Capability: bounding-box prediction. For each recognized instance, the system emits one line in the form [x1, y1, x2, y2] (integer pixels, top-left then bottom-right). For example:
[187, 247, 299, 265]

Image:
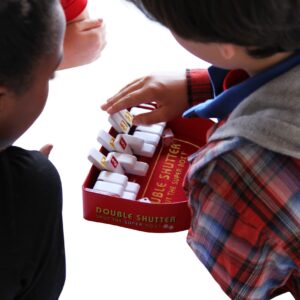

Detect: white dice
[97, 130, 116, 152]
[88, 148, 124, 174]
[135, 124, 164, 136]
[97, 171, 128, 186]
[94, 170, 141, 200]
[89, 106, 173, 202]
[133, 131, 160, 147]
[108, 109, 134, 134]
[93, 180, 124, 197]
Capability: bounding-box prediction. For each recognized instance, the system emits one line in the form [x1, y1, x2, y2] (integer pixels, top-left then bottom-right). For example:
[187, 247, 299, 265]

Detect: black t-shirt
[0, 146, 65, 300]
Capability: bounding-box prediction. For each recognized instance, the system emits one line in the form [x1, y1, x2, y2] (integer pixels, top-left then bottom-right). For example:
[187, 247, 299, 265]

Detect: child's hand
[59, 10, 106, 69]
[39, 144, 53, 158]
[101, 72, 189, 125]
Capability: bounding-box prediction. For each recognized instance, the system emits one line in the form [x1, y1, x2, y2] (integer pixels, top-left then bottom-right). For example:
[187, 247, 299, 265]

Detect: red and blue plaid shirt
[184, 69, 300, 299]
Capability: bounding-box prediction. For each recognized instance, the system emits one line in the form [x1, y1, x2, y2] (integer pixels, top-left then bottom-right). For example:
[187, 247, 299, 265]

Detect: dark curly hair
[0, 0, 59, 92]
[126, 0, 300, 58]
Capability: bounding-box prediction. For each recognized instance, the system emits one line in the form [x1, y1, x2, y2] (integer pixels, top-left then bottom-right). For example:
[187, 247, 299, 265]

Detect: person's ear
[217, 43, 236, 60]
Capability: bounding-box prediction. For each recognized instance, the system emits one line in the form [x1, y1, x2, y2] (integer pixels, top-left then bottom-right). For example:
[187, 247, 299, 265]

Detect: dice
[88, 107, 170, 202]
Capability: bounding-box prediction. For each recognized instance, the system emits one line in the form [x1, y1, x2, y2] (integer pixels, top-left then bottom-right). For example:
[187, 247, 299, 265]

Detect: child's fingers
[101, 79, 146, 111]
[106, 90, 151, 115]
[80, 18, 104, 31]
[108, 78, 144, 105]
[116, 78, 144, 94]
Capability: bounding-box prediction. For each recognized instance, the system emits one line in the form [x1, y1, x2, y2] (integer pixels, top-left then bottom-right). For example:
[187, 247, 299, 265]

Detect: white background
[16, 0, 294, 299]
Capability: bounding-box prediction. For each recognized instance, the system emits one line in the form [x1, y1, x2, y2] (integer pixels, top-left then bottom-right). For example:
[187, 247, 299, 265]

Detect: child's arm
[186, 69, 213, 107]
[59, 0, 106, 69]
[101, 70, 212, 126]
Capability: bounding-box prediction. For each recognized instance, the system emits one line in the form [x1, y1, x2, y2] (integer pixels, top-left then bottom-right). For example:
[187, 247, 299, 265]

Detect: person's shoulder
[3, 146, 61, 186]
[195, 139, 300, 194]
[189, 137, 299, 187]
[0, 146, 62, 213]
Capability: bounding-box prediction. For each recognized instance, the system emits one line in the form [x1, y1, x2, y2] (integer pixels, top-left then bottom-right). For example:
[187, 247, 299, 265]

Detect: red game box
[82, 115, 213, 233]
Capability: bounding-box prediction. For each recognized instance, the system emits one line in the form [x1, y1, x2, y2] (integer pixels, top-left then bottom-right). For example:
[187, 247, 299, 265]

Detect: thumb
[81, 18, 104, 31]
[39, 144, 53, 158]
[133, 107, 167, 126]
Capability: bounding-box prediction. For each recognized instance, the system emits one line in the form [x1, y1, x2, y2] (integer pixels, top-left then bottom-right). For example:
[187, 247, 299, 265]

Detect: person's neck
[245, 51, 294, 76]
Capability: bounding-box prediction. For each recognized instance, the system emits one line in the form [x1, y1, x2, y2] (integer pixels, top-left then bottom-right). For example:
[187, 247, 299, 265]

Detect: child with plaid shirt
[102, 1, 300, 299]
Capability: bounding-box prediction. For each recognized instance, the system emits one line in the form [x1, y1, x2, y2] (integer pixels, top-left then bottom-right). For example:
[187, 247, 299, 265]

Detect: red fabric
[223, 69, 249, 90]
[61, 0, 88, 22]
[186, 69, 212, 107]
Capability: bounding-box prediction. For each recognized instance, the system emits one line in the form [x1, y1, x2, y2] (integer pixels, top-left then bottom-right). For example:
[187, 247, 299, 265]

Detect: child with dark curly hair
[0, 1, 66, 299]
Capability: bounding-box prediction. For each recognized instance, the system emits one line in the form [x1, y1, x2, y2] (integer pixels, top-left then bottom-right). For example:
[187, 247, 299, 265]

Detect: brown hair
[127, 0, 300, 58]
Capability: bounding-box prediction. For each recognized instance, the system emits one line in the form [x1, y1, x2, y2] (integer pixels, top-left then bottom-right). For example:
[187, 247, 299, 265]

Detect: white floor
[16, 0, 294, 299]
